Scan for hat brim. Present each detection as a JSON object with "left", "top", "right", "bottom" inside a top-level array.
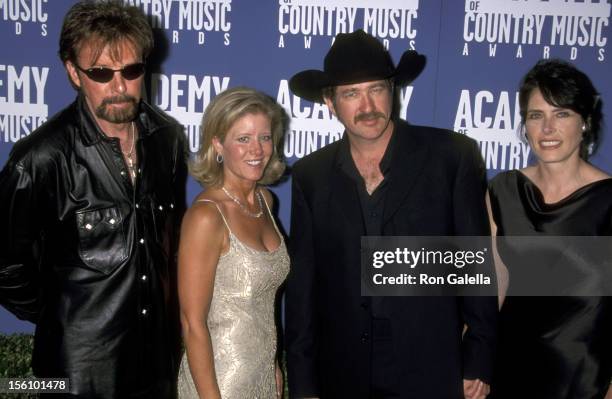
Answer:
[
  {"left": 289, "top": 51, "right": 427, "bottom": 103},
  {"left": 289, "top": 70, "right": 332, "bottom": 103},
  {"left": 394, "top": 51, "right": 426, "bottom": 87}
]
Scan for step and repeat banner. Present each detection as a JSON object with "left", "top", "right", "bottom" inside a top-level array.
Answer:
[{"left": 1, "top": 0, "right": 611, "bottom": 332}]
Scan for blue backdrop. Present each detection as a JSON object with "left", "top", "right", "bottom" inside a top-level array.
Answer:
[{"left": 1, "top": 0, "right": 611, "bottom": 333}]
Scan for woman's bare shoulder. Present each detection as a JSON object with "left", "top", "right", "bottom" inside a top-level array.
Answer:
[{"left": 184, "top": 190, "right": 227, "bottom": 235}]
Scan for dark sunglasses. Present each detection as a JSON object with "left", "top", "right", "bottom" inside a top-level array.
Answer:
[{"left": 75, "top": 62, "right": 146, "bottom": 83}]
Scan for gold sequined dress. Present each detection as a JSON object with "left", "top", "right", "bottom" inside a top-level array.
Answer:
[{"left": 178, "top": 197, "right": 289, "bottom": 399}]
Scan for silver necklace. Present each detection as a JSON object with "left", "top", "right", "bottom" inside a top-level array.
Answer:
[
  {"left": 221, "top": 187, "right": 264, "bottom": 218},
  {"left": 122, "top": 122, "right": 137, "bottom": 181}
]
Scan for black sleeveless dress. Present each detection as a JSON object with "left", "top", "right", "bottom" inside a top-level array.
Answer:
[{"left": 488, "top": 170, "right": 612, "bottom": 399}]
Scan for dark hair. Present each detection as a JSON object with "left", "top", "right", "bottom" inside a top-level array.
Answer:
[
  {"left": 59, "top": 0, "right": 153, "bottom": 65},
  {"left": 518, "top": 59, "right": 602, "bottom": 159}
]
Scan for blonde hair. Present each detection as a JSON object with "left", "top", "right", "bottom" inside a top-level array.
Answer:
[{"left": 190, "top": 87, "right": 287, "bottom": 187}]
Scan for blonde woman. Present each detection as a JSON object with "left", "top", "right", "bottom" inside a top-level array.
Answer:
[{"left": 177, "top": 87, "right": 288, "bottom": 399}]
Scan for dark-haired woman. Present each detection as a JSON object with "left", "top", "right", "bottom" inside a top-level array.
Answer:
[{"left": 488, "top": 59, "right": 612, "bottom": 399}]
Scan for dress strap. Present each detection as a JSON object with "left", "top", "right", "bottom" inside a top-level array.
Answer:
[
  {"left": 260, "top": 190, "right": 282, "bottom": 238},
  {"left": 194, "top": 199, "right": 232, "bottom": 235}
]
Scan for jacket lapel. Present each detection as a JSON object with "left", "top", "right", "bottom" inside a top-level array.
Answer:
[{"left": 382, "top": 122, "right": 430, "bottom": 226}]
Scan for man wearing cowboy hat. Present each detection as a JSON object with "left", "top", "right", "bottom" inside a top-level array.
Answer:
[{"left": 285, "top": 30, "right": 497, "bottom": 399}]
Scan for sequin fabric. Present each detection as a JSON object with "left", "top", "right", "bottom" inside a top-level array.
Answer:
[{"left": 178, "top": 198, "right": 289, "bottom": 399}]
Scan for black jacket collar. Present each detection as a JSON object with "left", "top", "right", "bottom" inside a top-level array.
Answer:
[
  {"left": 76, "top": 94, "right": 179, "bottom": 146},
  {"left": 328, "top": 119, "right": 431, "bottom": 228}
]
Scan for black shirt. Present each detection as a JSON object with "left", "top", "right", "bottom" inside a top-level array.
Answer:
[
  {"left": 337, "top": 131, "right": 395, "bottom": 235},
  {"left": 337, "top": 129, "right": 396, "bottom": 319}
]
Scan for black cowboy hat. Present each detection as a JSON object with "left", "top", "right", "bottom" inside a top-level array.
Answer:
[{"left": 289, "top": 29, "right": 426, "bottom": 103}]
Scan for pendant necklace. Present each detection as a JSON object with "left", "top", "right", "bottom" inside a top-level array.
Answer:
[
  {"left": 221, "top": 187, "right": 264, "bottom": 218},
  {"left": 122, "top": 122, "right": 137, "bottom": 181}
]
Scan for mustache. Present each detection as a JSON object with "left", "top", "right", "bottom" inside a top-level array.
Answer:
[
  {"left": 101, "top": 95, "right": 137, "bottom": 106},
  {"left": 354, "top": 111, "right": 386, "bottom": 123}
]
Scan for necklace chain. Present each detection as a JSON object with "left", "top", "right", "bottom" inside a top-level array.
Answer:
[
  {"left": 221, "top": 187, "right": 264, "bottom": 218},
  {"left": 122, "top": 122, "right": 137, "bottom": 181}
]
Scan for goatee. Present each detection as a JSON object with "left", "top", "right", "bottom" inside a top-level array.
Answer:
[{"left": 95, "top": 95, "right": 138, "bottom": 123}]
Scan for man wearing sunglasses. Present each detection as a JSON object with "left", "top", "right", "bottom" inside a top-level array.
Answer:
[{"left": 0, "top": 1, "right": 187, "bottom": 398}]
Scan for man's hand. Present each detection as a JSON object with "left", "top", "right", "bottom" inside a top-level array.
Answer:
[
  {"left": 275, "top": 362, "right": 284, "bottom": 398},
  {"left": 604, "top": 384, "right": 612, "bottom": 399},
  {"left": 463, "top": 378, "right": 489, "bottom": 399}
]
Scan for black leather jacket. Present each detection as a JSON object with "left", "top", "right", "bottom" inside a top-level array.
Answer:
[{"left": 0, "top": 95, "right": 187, "bottom": 398}]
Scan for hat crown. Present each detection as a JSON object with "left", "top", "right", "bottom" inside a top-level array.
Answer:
[
  {"left": 288, "top": 29, "right": 426, "bottom": 103},
  {"left": 323, "top": 30, "right": 395, "bottom": 85}
]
